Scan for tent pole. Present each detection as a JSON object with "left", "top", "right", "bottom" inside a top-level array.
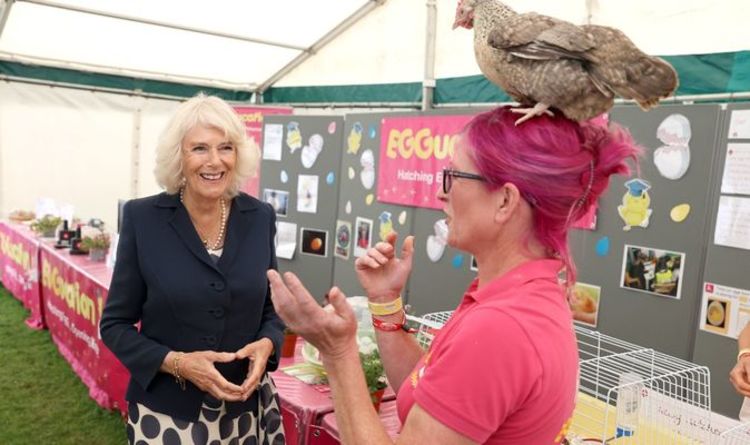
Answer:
[
  {"left": 0, "top": 0, "right": 16, "bottom": 40},
  {"left": 255, "top": 0, "right": 387, "bottom": 98},
  {"left": 422, "top": 0, "right": 437, "bottom": 111},
  {"left": 15, "top": 0, "right": 306, "bottom": 51},
  {"left": 130, "top": 103, "right": 142, "bottom": 199}
]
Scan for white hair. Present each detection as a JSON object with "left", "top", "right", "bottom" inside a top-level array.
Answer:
[{"left": 154, "top": 93, "right": 259, "bottom": 197}]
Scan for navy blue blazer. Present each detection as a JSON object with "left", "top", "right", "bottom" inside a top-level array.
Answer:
[{"left": 100, "top": 191, "right": 284, "bottom": 421}]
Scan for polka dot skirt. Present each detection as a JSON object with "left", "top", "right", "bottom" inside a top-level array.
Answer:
[{"left": 127, "top": 374, "right": 285, "bottom": 445}]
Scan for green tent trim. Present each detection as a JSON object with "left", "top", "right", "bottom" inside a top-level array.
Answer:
[
  {"left": 2, "top": 51, "right": 749, "bottom": 104},
  {"left": 263, "top": 51, "right": 750, "bottom": 105},
  {"left": 0, "top": 61, "right": 252, "bottom": 101}
]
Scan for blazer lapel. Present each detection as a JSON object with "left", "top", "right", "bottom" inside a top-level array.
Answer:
[
  {"left": 158, "top": 193, "right": 222, "bottom": 274},
  {"left": 218, "top": 196, "right": 260, "bottom": 270}
]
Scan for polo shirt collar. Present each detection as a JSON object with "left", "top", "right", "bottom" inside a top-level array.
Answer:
[{"left": 465, "top": 258, "right": 563, "bottom": 303}]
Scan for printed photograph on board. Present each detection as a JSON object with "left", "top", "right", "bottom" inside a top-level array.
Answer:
[
  {"left": 263, "top": 188, "right": 289, "bottom": 217},
  {"left": 300, "top": 228, "right": 328, "bottom": 257},
  {"left": 570, "top": 282, "right": 601, "bottom": 328},
  {"left": 620, "top": 244, "right": 685, "bottom": 299},
  {"left": 354, "top": 217, "right": 373, "bottom": 258}
]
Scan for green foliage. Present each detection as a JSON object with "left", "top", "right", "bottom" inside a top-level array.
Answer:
[
  {"left": 360, "top": 349, "right": 387, "bottom": 393},
  {"left": 0, "top": 287, "right": 126, "bottom": 444},
  {"left": 81, "top": 230, "right": 111, "bottom": 251},
  {"left": 29, "top": 215, "right": 62, "bottom": 235}
]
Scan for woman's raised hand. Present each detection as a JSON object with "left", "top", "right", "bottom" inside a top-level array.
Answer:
[
  {"left": 267, "top": 270, "right": 358, "bottom": 361},
  {"left": 355, "top": 232, "right": 414, "bottom": 302}
]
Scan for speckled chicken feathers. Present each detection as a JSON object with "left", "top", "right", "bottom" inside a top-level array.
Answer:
[{"left": 473, "top": 5, "right": 678, "bottom": 121}]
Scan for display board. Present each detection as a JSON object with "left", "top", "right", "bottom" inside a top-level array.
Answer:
[
  {"left": 570, "top": 104, "right": 724, "bottom": 358},
  {"left": 331, "top": 113, "right": 417, "bottom": 299},
  {"left": 259, "top": 116, "right": 345, "bottom": 302},
  {"left": 691, "top": 103, "right": 750, "bottom": 417}
]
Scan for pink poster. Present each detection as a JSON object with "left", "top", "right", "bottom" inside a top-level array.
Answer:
[
  {"left": 377, "top": 114, "right": 475, "bottom": 209},
  {"left": 40, "top": 246, "right": 129, "bottom": 415},
  {"left": 233, "top": 106, "right": 293, "bottom": 197},
  {"left": 0, "top": 222, "right": 44, "bottom": 329}
]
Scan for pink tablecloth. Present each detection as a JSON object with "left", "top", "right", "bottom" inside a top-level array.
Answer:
[
  {"left": 272, "top": 340, "right": 397, "bottom": 445},
  {"left": 39, "top": 242, "right": 129, "bottom": 415},
  {"left": 0, "top": 221, "right": 44, "bottom": 329},
  {"left": 316, "top": 400, "right": 401, "bottom": 443}
]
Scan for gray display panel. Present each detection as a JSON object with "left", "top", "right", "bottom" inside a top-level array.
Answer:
[
  {"left": 570, "top": 104, "right": 724, "bottom": 359},
  {"left": 332, "top": 113, "right": 417, "bottom": 299},
  {"left": 259, "top": 115, "right": 344, "bottom": 302},
  {"left": 691, "top": 103, "right": 750, "bottom": 417}
]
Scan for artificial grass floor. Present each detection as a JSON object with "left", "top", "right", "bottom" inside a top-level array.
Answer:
[{"left": 0, "top": 287, "right": 126, "bottom": 445}]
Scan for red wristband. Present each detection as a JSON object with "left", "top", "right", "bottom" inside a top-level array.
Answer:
[{"left": 372, "top": 312, "right": 417, "bottom": 333}]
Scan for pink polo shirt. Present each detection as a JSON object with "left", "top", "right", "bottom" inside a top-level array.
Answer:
[{"left": 397, "top": 259, "right": 578, "bottom": 444}]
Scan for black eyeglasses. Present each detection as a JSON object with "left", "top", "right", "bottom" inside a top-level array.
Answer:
[{"left": 442, "top": 168, "right": 486, "bottom": 194}]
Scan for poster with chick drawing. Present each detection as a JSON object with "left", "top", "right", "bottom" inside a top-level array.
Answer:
[{"left": 617, "top": 178, "right": 652, "bottom": 231}]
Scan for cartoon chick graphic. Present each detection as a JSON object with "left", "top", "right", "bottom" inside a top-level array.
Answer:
[
  {"left": 617, "top": 178, "right": 652, "bottom": 231},
  {"left": 378, "top": 211, "right": 393, "bottom": 242},
  {"left": 286, "top": 121, "right": 302, "bottom": 153},
  {"left": 347, "top": 122, "right": 363, "bottom": 154}
]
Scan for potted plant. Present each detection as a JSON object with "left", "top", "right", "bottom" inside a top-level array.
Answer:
[
  {"left": 281, "top": 327, "right": 298, "bottom": 358},
  {"left": 30, "top": 214, "right": 62, "bottom": 238},
  {"left": 81, "top": 229, "right": 111, "bottom": 262},
  {"left": 361, "top": 349, "right": 388, "bottom": 411}
]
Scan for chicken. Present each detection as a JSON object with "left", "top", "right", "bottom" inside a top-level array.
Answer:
[{"left": 453, "top": 0, "right": 679, "bottom": 124}]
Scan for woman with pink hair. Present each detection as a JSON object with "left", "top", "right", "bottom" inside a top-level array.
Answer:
[{"left": 268, "top": 106, "right": 641, "bottom": 444}]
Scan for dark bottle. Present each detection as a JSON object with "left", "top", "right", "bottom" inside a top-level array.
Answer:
[
  {"left": 55, "top": 220, "right": 74, "bottom": 248},
  {"left": 70, "top": 224, "right": 86, "bottom": 255}
]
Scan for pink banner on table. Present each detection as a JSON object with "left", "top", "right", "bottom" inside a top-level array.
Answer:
[
  {"left": 377, "top": 114, "right": 475, "bottom": 210},
  {"left": 0, "top": 221, "right": 44, "bottom": 329},
  {"left": 40, "top": 245, "right": 129, "bottom": 415},
  {"left": 233, "top": 106, "right": 293, "bottom": 197}
]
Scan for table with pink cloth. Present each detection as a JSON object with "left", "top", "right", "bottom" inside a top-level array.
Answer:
[
  {"left": 310, "top": 400, "right": 401, "bottom": 444},
  {"left": 0, "top": 221, "right": 44, "bottom": 329},
  {"left": 38, "top": 241, "right": 129, "bottom": 415},
  {"left": 271, "top": 341, "right": 401, "bottom": 445}
]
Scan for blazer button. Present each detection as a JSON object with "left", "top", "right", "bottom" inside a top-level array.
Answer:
[
  {"left": 203, "top": 335, "right": 217, "bottom": 347},
  {"left": 210, "top": 307, "right": 225, "bottom": 318},
  {"left": 210, "top": 281, "right": 226, "bottom": 292}
]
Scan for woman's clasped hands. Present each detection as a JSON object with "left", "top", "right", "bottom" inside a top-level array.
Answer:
[{"left": 171, "top": 337, "right": 275, "bottom": 402}]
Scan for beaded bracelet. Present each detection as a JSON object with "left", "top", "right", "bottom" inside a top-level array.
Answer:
[{"left": 173, "top": 352, "right": 186, "bottom": 391}]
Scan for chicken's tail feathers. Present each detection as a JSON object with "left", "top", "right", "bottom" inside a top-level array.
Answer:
[{"left": 590, "top": 56, "right": 678, "bottom": 111}]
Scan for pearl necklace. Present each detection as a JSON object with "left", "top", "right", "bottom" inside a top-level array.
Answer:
[{"left": 180, "top": 188, "right": 227, "bottom": 251}]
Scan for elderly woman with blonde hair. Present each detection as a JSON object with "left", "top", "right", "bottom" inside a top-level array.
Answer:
[{"left": 101, "top": 94, "right": 285, "bottom": 445}]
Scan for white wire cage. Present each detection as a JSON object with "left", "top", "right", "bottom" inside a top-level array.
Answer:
[
  {"left": 569, "top": 325, "right": 750, "bottom": 445},
  {"left": 407, "top": 310, "right": 453, "bottom": 349},
  {"left": 569, "top": 325, "right": 713, "bottom": 444}
]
